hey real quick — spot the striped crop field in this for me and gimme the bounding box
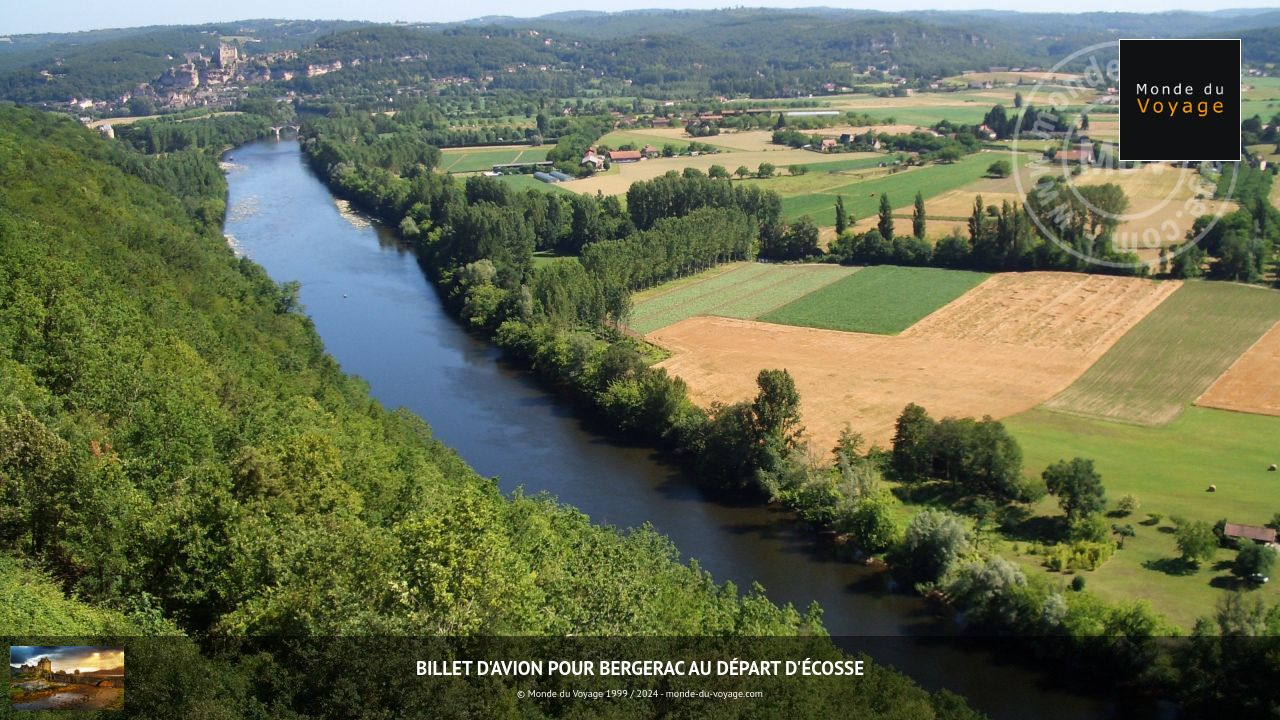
[627,262,857,335]
[1042,281,1280,425]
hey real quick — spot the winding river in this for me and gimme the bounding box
[222,138,1134,720]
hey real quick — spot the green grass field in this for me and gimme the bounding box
[1042,281,1280,425]
[758,265,989,334]
[627,262,858,334]
[497,173,572,194]
[439,146,548,173]
[780,152,1004,225]
[1004,406,1280,628]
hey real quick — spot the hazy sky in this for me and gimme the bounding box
[4,1,1280,36]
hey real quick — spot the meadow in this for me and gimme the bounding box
[627,262,857,334]
[779,152,1006,225]
[759,265,989,334]
[1004,406,1280,628]
[1042,281,1280,425]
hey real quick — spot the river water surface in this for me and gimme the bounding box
[222,138,1131,720]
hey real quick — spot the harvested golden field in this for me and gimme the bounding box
[902,272,1181,351]
[942,71,1083,85]
[650,271,1178,449]
[1196,321,1280,417]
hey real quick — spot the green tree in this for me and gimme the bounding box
[895,509,972,585]
[708,164,729,180]
[912,191,926,239]
[891,403,935,481]
[834,195,848,236]
[752,369,803,449]
[1043,457,1106,523]
[1232,543,1276,580]
[1176,520,1219,567]
[757,162,776,178]
[841,496,901,554]
[877,192,894,241]
[986,160,1012,178]
[734,165,750,179]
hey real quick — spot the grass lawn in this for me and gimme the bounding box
[439,146,548,173]
[1042,281,1280,425]
[1003,406,1280,628]
[498,174,572,193]
[758,265,989,334]
[780,152,1005,225]
[627,263,857,334]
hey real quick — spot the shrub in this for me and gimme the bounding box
[1070,575,1086,591]
[840,495,901,554]
[1043,541,1113,572]
[893,509,973,585]
[1115,494,1140,517]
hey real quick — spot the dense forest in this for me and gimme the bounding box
[0,105,989,716]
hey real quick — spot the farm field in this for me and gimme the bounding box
[627,262,857,334]
[1042,281,1280,425]
[567,149,879,196]
[438,146,548,173]
[942,71,1082,85]
[1196,320,1280,416]
[598,128,745,153]
[855,162,1236,256]
[759,265,988,334]
[651,271,1175,450]
[1004,407,1280,628]
[780,151,1012,225]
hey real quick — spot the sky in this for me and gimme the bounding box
[3,1,1280,36]
[10,646,125,673]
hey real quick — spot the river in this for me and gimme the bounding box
[221,138,1131,720]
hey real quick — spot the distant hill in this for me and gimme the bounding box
[4,8,1280,103]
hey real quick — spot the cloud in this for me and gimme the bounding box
[9,646,124,673]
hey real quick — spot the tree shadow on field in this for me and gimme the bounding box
[1210,575,1246,590]
[1000,513,1064,544]
[1143,557,1198,576]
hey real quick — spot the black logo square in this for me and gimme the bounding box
[1120,39,1240,162]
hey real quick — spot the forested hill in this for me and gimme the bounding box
[0,107,976,715]
[10,9,1280,104]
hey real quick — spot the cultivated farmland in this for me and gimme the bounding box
[1196,320,1280,417]
[438,146,548,173]
[780,152,1007,225]
[1043,281,1280,425]
[651,271,1175,450]
[759,265,988,334]
[568,149,879,196]
[627,262,857,334]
